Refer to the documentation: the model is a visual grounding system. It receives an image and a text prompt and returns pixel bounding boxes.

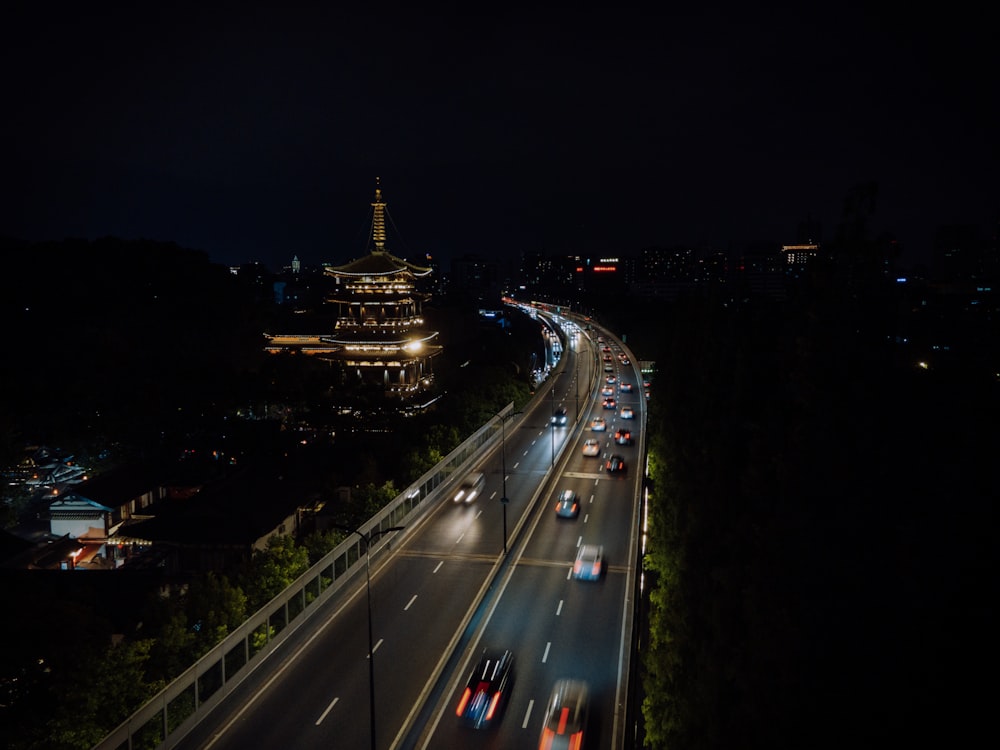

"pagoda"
[264,179,441,397]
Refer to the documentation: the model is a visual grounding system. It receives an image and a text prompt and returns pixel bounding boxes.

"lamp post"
[495,410,520,554]
[574,333,580,419]
[338,524,404,750]
[550,380,556,466]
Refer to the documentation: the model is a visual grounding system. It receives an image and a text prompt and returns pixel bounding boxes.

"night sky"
[2,4,995,272]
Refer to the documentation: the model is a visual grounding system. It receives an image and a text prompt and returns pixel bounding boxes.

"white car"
[620,406,634,419]
[582,439,600,456]
[453,472,486,503]
[590,417,607,431]
[573,544,604,581]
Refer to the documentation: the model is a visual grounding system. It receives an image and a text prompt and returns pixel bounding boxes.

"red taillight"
[539,727,556,749]
[485,690,501,720]
[573,560,582,574]
[568,730,584,750]
[557,706,570,733]
[456,687,471,716]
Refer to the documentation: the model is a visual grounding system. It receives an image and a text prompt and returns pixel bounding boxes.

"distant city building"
[780,242,821,283]
[635,245,728,299]
[734,241,787,300]
[450,253,502,299]
[781,242,820,269]
[577,256,628,297]
[932,224,994,282]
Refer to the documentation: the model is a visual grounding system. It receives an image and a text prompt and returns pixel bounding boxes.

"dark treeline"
[0,236,270,464]
[637,230,994,746]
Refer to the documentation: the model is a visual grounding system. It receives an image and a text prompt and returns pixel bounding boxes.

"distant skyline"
[2,5,995,273]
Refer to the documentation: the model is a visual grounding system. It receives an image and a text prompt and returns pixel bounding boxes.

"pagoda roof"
[327,250,432,277]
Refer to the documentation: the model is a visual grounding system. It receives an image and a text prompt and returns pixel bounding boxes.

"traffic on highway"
[173,313,646,750]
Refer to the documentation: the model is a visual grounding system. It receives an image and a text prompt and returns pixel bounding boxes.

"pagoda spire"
[371,177,387,253]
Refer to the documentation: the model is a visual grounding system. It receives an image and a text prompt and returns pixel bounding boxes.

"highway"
[174,317,645,750]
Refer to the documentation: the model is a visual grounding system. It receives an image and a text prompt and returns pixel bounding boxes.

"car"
[614,428,632,445]
[605,454,626,473]
[550,407,568,426]
[590,417,606,431]
[456,648,514,729]
[619,381,633,393]
[554,490,579,518]
[581,439,600,457]
[605,374,616,384]
[454,472,486,503]
[602,354,612,362]
[602,397,616,409]
[572,544,604,581]
[537,679,589,750]
[603,364,613,372]
[600,385,614,397]
[620,406,634,419]
[619,356,630,365]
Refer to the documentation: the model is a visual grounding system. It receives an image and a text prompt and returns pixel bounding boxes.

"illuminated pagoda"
[264,179,440,397]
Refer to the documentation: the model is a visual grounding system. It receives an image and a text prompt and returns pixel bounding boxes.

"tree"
[301,528,347,565]
[185,572,248,649]
[37,639,162,750]
[240,535,310,612]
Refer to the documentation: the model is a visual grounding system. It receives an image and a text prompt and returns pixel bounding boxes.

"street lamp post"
[338,525,404,750]
[495,410,520,554]
[574,335,580,418]
[550,381,556,466]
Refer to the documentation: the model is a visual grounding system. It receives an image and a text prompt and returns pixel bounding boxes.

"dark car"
[456,648,514,729]
[537,679,589,749]
[550,408,568,426]
[605,454,626,473]
[554,490,579,518]
[614,428,632,446]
